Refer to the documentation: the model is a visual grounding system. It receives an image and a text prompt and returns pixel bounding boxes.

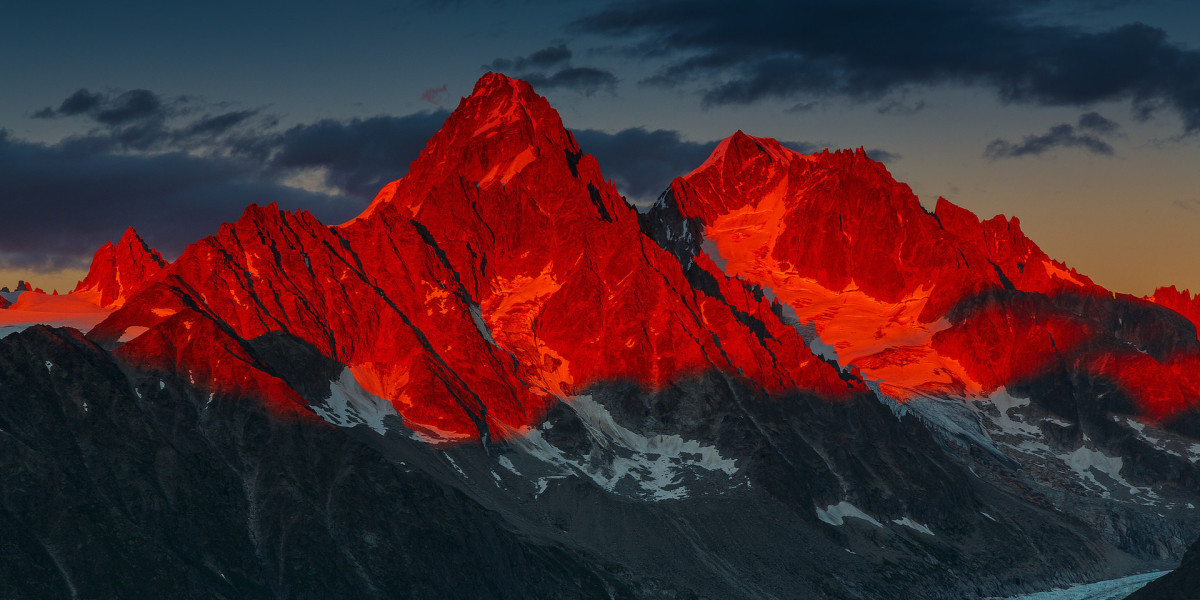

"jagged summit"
[72,226,166,309]
[686,130,806,179]
[353,71,582,222]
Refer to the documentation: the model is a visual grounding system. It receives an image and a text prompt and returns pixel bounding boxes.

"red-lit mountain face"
[668,132,1200,419]
[89,74,856,441]
[76,73,1200,439]
[72,227,166,309]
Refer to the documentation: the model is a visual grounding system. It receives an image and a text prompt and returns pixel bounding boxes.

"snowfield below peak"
[507,394,742,501]
[310,368,401,436]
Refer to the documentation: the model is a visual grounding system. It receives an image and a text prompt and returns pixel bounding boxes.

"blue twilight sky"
[2,0,1200,296]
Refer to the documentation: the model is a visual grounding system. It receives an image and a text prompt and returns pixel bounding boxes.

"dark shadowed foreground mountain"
[1128,533,1200,599]
[1,74,1198,599]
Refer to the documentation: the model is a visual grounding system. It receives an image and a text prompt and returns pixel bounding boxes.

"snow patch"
[309,368,401,435]
[1121,416,1197,461]
[815,501,883,528]
[985,387,1040,437]
[468,302,498,347]
[796,320,840,362]
[700,238,727,271]
[508,395,739,501]
[892,517,935,536]
[443,454,467,478]
[1062,446,1133,492]
[405,421,473,445]
[479,146,537,186]
[117,326,149,343]
[44,361,53,373]
[533,476,569,495]
[497,455,521,476]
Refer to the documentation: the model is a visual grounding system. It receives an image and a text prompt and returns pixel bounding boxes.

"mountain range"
[1,73,1198,599]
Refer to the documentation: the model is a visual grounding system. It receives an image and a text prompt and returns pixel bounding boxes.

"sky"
[2,0,1200,296]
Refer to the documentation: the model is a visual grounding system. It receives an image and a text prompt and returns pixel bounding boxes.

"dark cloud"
[785,101,821,113]
[1173,198,1200,211]
[0,129,352,270]
[524,44,572,68]
[984,113,1121,159]
[486,44,572,71]
[486,45,618,96]
[572,127,717,202]
[94,89,164,125]
[524,67,618,96]
[27,88,255,158]
[877,99,927,115]
[59,89,105,115]
[33,88,171,125]
[778,139,898,163]
[862,148,900,163]
[0,89,452,272]
[264,112,450,200]
[42,108,269,157]
[179,110,259,138]
[575,0,1200,131]
[32,89,103,118]
[27,88,447,200]
[780,140,822,154]
[1077,110,1120,134]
